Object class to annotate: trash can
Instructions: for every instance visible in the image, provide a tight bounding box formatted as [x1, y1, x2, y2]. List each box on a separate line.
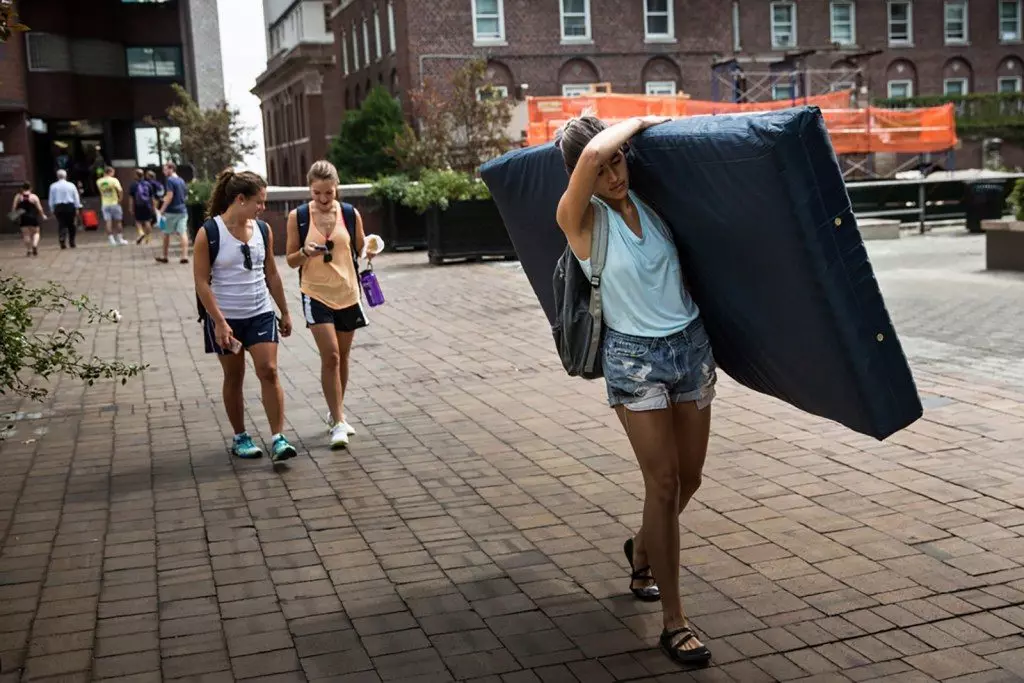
[965, 181, 1006, 234]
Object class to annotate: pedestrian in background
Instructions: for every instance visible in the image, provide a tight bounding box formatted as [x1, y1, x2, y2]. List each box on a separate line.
[11, 181, 46, 257]
[156, 162, 190, 264]
[48, 169, 82, 249]
[96, 167, 128, 246]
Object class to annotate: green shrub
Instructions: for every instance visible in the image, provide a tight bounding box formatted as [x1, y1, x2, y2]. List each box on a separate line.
[1009, 178, 1024, 221]
[401, 170, 491, 214]
[188, 178, 214, 207]
[369, 175, 412, 204]
[328, 87, 406, 183]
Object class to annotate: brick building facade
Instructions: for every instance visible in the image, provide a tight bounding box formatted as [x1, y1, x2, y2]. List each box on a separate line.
[253, 0, 344, 187]
[281, 1, 1024, 171]
[0, 0, 223, 225]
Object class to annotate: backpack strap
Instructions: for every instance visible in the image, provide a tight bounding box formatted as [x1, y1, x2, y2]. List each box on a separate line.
[204, 217, 220, 266]
[341, 202, 359, 267]
[297, 202, 310, 245]
[255, 219, 270, 271]
[583, 200, 609, 374]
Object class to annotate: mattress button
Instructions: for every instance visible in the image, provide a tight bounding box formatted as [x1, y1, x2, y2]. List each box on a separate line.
[876, 333, 884, 342]
[834, 217, 842, 227]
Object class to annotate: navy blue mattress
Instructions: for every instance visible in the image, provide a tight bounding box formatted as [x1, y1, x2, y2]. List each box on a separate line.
[481, 107, 921, 440]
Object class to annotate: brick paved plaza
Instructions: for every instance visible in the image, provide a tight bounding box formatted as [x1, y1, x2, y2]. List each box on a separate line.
[1, 227, 1023, 682]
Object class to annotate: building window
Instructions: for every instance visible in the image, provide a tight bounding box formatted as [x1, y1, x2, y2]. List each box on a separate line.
[476, 85, 509, 100]
[351, 24, 359, 70]
[830, 2, 856, 45]
[830, 81, 856, 92]
[387, 1, 396, 52]
[944, 1, 968, 44]
[1000, 1, 1021, 41]
[888, 1, 912, 45]
[772, 82, 796, 100]
[473, 0, 505, 43]
[943, 78, 968, 96]
[341, 32, 349, 75]
[560, 0, 591, 42]
[887, 79, 913, 98]
[645, 80, 677, 95]
[25, 33, 72, 72]
[770, 2, 796, 49]
[562, 83, 593, 97]
[374, 10, 382, 59]
[999, 76, 1022, 92]
[134, 126, 179, 167]
[126, 46, 183, 77]
[644, 0, 674, 41]
[362, 19, 370, 66]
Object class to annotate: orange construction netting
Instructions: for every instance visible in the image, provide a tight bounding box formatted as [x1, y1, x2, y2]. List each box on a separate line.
[526, 93, 958, 155]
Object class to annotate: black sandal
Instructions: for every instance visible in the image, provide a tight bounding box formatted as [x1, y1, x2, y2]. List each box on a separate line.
[660, 626, 712, 667]
[623, 537, 660, 602]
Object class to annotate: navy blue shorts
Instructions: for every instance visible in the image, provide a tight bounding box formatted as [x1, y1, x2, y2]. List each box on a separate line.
[602, 318, 717, 412]
[204, 310, 278, 355]
[301, 294, 367, 332]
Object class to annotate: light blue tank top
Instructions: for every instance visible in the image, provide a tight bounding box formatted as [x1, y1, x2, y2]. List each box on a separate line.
[577, 191, 699, 338]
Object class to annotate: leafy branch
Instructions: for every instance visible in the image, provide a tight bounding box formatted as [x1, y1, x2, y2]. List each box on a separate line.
[0, 275, 146, 401]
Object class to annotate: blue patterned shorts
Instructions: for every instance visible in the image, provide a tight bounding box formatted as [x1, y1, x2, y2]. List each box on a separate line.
[602, 319, 717, 412]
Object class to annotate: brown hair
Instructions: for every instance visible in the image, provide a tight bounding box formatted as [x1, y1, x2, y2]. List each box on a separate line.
[307, 160, 339, 185]
[135, 168, 144, 179]
[207, 169, 267, 218]
[554, 116, 608, 174]
[21, 182, 31, 191]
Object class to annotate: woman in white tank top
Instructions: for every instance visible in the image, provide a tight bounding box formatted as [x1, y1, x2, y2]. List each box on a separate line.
[555, 116, 717, 668]
[193, 170, 298, 464]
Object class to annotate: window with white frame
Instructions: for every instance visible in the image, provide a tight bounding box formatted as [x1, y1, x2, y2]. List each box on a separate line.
[362, 19, 370, 65]
[562, 83, 593, 97]
[374, 10, 382, 59]
[999, 76, 1022, 92]
[830, 2, 855, 45]
[770, 2, 796, 49]
[645, 80, 677, 95]
[943, 78, 968, 95]
[772, 82, 796, 100]
[341, 32, 349, 75]
[644, 0, 674, 41]
[887, 79, 913, 98]
[944, 1, 967, 44]
[1000, 1, 1021, 41]
[351, 24, 359, 70]
[561, 0, 591, 41]
[473, 0, 505, 43]
[387, 1, 396, 52]
[888, 1, 912, 45]
[476, 85, 509, 100]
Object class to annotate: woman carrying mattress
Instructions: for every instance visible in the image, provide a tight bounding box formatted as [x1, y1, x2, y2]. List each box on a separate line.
[555, 115, 716, 668]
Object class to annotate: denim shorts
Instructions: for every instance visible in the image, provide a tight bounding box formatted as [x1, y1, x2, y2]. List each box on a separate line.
[602, 318, 717, 412]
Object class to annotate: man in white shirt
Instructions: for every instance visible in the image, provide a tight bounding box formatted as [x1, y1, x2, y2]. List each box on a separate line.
[48, 170, 82, 249]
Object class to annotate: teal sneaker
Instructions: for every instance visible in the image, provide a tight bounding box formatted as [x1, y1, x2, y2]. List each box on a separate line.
[271, 434, 297, 462]
[232, 433, 263, 459]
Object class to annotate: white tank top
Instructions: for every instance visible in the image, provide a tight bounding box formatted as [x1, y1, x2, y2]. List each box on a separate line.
[210, 216, 274, 320]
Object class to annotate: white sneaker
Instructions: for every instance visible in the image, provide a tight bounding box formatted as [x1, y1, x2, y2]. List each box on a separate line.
[323, 412, 356, 436]
[108, 235, 117, 245]
[341, 420, 356, 436]
[117, 236, 129, 245]
[329, 423, 349, 450]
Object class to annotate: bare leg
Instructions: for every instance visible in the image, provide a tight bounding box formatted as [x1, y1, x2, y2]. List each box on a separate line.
[178, 231, 189, 261]
[30, 228, 40, 248]
[335, 330, 355, 421]
[160, 233, 170, 261]
[310, 324, 343, 424]
[114, 219, 123, 240]
[218, 352, 247, 434]
[21, 227, 32, 254]
[248, 342, 284, 434]
[617, 405, 706, 652]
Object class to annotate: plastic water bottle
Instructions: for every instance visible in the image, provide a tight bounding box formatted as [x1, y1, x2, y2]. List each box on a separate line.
[360, 265, 385, 307]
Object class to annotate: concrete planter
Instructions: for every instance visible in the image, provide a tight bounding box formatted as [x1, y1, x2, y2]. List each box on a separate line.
[981, 218, 1024, 272]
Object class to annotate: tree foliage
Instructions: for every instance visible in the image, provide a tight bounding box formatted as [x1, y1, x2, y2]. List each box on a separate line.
[328, 86, 406, 182]
[0, 275, 145, 401]
[156, 84, 257, 181]
[392, 60, 515, 176]
[0, 1, 28, 43]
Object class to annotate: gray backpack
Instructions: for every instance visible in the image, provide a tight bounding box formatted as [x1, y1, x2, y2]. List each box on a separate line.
[551, 201, 609, 380]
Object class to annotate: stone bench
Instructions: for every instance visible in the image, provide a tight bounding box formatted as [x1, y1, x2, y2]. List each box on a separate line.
[857, 218, 901, 240]
[982, 218, 1024, 272]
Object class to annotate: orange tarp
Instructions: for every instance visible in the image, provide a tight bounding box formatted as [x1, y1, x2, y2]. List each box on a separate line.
[526, 94, 958, 155]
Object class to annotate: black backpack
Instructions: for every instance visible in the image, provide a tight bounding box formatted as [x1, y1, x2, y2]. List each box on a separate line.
[296, 201, 359, 282]
[196, 217, 271, 323]
[551, 201, 609, 380]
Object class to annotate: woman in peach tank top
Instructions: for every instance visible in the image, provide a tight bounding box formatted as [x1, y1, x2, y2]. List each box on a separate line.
[285, 161, 370, 450]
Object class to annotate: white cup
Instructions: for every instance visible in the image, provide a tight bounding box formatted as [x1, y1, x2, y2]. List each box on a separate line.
[365, 234, 385, 256]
